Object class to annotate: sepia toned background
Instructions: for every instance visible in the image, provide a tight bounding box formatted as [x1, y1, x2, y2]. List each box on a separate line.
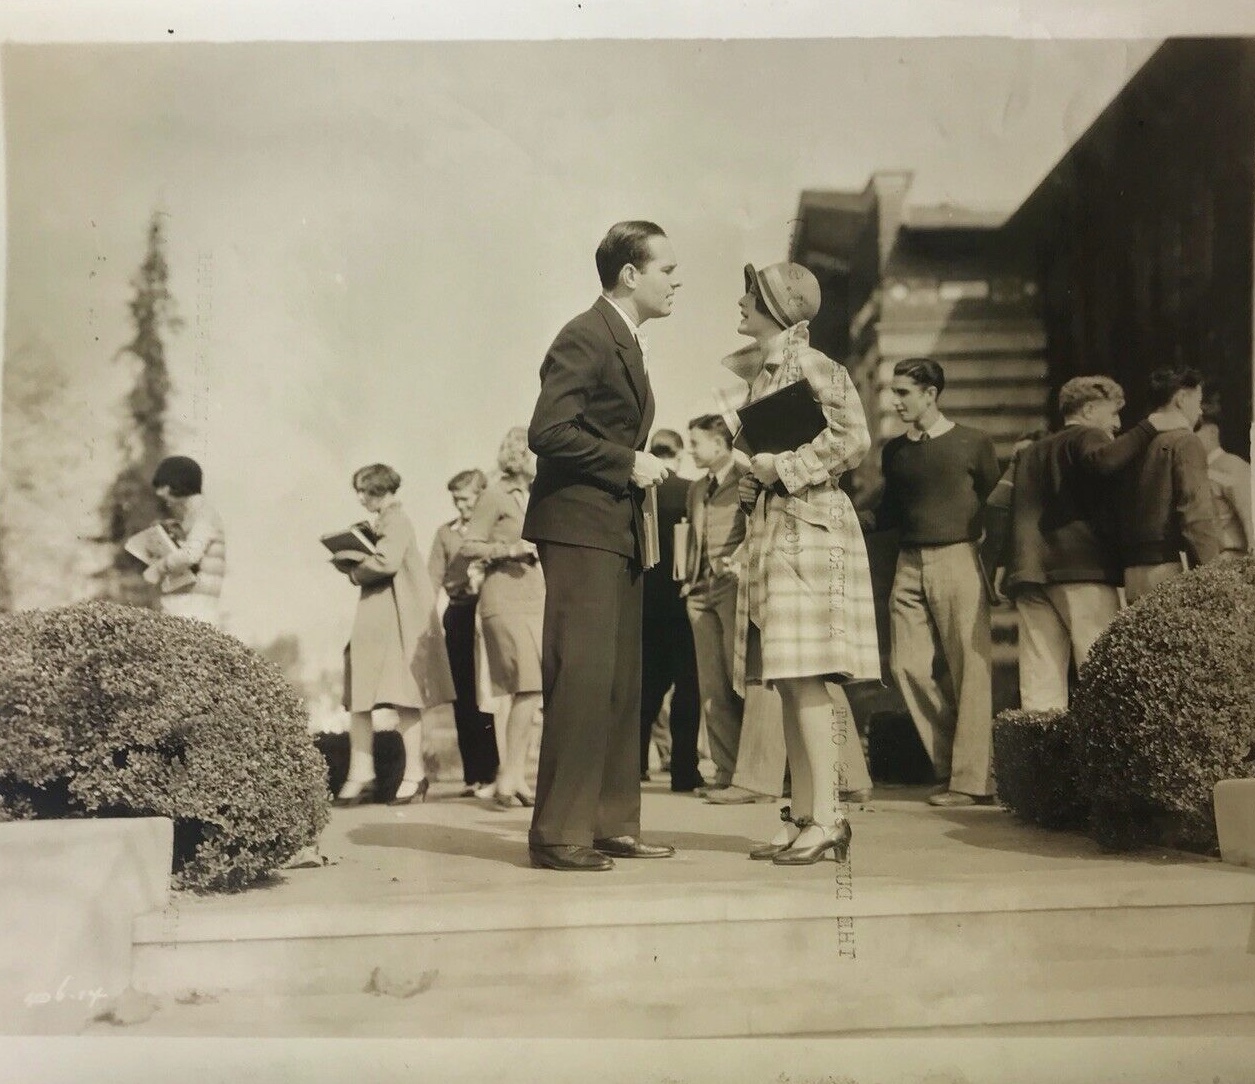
[0, 37, 1172, 685]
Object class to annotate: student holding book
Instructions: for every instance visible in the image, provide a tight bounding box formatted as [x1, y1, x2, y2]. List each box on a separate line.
[720, 262, 881, 866]
[144, 456, 227, 627]
[329, 463, 455, 807]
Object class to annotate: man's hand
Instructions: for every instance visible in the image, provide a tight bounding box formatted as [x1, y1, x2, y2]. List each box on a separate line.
[508, 540, 540, 563]
[737, 474, 763, 514]
[749, 453, 780, 486]
[631, 451, 672, 488]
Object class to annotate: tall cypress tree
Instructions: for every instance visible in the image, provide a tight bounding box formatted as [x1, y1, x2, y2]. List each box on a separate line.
[97, 212, 181, 607]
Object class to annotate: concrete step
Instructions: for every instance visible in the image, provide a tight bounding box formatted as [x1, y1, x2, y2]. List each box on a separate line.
[124, 795, 1255, 1038]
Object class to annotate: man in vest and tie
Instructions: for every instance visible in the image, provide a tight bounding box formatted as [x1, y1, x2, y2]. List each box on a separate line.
[680, 414, 750, 794]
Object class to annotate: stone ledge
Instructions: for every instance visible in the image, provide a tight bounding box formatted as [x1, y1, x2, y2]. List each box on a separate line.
[1215, 779, 1255, 868]
[0, 817, 172, 1034]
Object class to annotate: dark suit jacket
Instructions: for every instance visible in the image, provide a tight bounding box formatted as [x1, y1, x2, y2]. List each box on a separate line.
[683, 464, 747, 606]
[523, 296, 655, 561]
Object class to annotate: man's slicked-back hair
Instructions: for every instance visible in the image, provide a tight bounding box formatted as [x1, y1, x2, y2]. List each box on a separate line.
[893, 357, 946, 397]
[1147, 366, 1204, 411]
[596, 221, 667, 290]
[688, 413, 734, 449]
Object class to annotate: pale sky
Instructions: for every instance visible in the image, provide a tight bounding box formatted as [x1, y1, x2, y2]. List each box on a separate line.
[1, 38, 1160, 672]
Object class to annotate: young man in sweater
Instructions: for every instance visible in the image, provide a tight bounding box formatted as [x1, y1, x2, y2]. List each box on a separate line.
[871, 358, 1001, 807]
[982, 376, 1165, 712]
[1118, 367, 1219, 602]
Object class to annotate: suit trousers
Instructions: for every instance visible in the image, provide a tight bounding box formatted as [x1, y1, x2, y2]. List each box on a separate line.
[1014, 582, 1120, 712]
[686, 579, 743, 785]
[530, 542, 643, 847]
[640, 587, 701, 783]
[442, 600, 500, 785]
[890, 542, 993, 797]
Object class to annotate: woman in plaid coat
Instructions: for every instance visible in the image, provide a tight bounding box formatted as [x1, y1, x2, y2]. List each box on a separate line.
[722, 262, 880, 866]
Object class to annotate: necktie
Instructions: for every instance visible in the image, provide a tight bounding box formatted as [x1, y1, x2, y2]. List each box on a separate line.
[704, 474, 718, 502]
[919, 431, 931, 443]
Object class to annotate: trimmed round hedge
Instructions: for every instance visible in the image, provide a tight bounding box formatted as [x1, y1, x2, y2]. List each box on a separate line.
[0, 600, 330, 891]
[1074, 557, 1255, 852]
[991, 709, 1088, 831]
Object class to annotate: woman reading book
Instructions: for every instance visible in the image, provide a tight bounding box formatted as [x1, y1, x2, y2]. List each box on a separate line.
[330, 463, 455, 806]
[457, 427, 545, 808]
[721, 262, 881, 865]
[145, 456, 227, 627]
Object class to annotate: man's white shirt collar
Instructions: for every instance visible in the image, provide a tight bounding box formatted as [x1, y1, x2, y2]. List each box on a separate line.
[710, 459, 735, 487]
[907, 415, 955, 442]
[603, 295, 640, 341]
[1207, 446, 1224, 466]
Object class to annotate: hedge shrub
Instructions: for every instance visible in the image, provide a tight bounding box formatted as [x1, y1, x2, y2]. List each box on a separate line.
[991, 709, 1088, 831]
[1074, 557, 1255, 852]
[0, 601, 330, 891]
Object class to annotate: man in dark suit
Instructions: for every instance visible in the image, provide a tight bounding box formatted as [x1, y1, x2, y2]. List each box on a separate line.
[522, 221, 682, 871]
[639, 429, 704, 793]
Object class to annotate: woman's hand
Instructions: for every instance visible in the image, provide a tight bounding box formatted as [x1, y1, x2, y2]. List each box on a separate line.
[750, 453, 780, 486]
[331, 551, 366, 574]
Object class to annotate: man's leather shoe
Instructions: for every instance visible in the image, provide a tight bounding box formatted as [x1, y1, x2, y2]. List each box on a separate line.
[592, 836, 676, 859]
[529, 844, 615, 871]
[706, 784, 771, 805]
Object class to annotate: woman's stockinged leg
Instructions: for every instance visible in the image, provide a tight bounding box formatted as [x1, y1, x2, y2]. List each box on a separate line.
[781, 676, 842, 845]
[498, 692, 541, 798]
[394, 707, 425, 783]
[770, 680, 812, 849]
[347, 710, 376, 783]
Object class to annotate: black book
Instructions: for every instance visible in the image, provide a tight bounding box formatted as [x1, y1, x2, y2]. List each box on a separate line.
[319, 521, 381, 558]
[734, 379, 826, 456]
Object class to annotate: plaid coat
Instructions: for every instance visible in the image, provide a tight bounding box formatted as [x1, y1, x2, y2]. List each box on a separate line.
[722, 325, 881, 693]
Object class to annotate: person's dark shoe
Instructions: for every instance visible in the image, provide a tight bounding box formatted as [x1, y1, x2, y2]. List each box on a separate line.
[592, 836, 676, 859]
[670, 774, 708, 793]
[528, 844, 615, 871]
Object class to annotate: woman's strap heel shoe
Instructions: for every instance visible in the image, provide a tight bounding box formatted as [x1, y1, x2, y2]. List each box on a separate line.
[389, 777, 429, 806]
[333, 778, 377, 808]
[772, 819, 852, 866]
[750, 806, 809, 860]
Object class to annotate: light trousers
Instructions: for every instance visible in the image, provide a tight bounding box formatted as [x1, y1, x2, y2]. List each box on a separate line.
[890, 542, 993, 797]
[1014, 581, 1120, 712]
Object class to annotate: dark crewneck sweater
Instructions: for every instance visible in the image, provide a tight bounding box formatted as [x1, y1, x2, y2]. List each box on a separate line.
[878, 423, 1001, 546]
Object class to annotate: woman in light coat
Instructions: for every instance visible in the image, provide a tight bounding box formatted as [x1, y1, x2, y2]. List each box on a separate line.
[146, 456, 227, 627]
[332, 463, 456, 806]
[723, 262, 881, 865]
[459, 428, 545, 808]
